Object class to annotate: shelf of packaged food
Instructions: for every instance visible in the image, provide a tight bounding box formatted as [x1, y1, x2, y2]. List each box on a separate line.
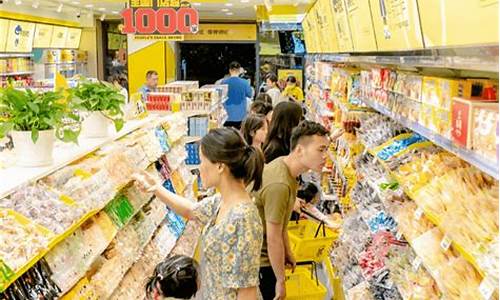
[0, 53, 34, 58]
[0, 71, 34, 76]
[366, 145, 489, 280]
[360, 97, 499, 180]
[306, 50, 498, 73]
[0, 116, 157, 200]
[42, 62, 86, 65]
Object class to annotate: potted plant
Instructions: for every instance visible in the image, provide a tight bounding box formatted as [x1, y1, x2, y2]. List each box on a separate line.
[73, 79, 126, 138]
[0, 87, 81, 167]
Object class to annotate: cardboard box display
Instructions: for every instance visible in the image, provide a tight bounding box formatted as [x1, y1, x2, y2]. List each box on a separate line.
[431, 107, 452, 139]
[451, 97, 498, 149]
[472, 105, 498, 161]
[459, 79, 498, 100]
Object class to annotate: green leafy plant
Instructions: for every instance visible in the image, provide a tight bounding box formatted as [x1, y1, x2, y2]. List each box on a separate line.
[72, 79, 126, 132]
[0, 87, 81, 143]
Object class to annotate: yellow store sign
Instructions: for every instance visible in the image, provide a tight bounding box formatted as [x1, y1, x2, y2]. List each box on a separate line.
[34, 24, 53, 48]
[65, 28, 82, 49]
[5, 20, 35, 52]
[184, 24, 256, 41]
[50, 26, 68, 48]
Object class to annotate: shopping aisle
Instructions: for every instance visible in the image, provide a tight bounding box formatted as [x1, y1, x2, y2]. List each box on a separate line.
[304, 61, 498, 299]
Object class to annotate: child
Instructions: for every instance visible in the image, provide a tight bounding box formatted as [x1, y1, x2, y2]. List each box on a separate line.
[291, 182, 319, 221]
[146, 255, 199, 300]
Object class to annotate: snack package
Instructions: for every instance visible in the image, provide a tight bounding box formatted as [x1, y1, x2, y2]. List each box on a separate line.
[411, 228, 455, 273]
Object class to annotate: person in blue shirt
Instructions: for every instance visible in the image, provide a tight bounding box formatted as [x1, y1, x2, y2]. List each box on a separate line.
[222, 61, 253, 130]
[138, 70, 159, 100]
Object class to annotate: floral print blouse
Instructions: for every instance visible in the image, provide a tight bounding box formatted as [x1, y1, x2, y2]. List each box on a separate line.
[193, 194, 263, 300]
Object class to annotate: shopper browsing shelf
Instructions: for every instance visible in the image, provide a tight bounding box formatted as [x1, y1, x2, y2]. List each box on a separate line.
[252, 121, 330, 300]
[282, 76, 304, 103]
[145, 255, 199, 300]
[222, 62, 253, 130]
[133, 128, 264, 300]
[241, 114, 269, 150]
[138, 70, 159, 100]
[250, 97, 273, 125]
[265, 74, 283, 106]
[262, 101, 303, 163]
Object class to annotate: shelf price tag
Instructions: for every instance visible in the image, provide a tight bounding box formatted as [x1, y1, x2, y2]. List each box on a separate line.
[395, 231, 403, 240]
[414, 208, 424, 220]
[440, 235, 452, 251]
[479, 277, 496, 300]
[412, 257, 422, 272]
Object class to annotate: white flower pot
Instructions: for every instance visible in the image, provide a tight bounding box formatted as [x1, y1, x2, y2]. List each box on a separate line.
[11, 129, 55, 167]
[82, 111, 111, 138]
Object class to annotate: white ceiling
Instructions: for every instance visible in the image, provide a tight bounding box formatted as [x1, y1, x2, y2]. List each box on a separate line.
[2, 0, 314, 22]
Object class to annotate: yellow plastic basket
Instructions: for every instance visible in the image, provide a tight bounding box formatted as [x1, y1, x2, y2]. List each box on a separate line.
[288, 219, 338, 262]
[286, 268, 327, 300]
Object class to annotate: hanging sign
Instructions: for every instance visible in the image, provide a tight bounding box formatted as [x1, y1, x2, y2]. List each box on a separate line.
[121, 0, 199, 36]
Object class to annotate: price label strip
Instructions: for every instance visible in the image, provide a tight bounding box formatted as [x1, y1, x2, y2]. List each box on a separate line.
[412, 256, 422, 272]
[414, 207, 424, 220]
[440, 235, 452, 251]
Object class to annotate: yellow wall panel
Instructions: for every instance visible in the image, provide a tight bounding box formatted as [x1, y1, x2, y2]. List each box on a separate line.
[320, 0, 340, 53]
[128, 42, 166, 95]
[369, 0, 424, 51]
[346, 0, 378, 52]
[418, 0, 498, 47]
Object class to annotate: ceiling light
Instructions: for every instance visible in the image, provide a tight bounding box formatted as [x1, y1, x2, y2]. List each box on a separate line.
[225, 3, 233, 6]
[98, 7, 106, 12]
[32, 0, 39, 8]
[14, 0, 21, 5]
[84, 3, 93, 8]
[192, 2, 201, 6]
[100, 14, 106, 21]
[56, 3, 63, 12]
[226, 12, 233, 15]
[221, 8, 229, 12]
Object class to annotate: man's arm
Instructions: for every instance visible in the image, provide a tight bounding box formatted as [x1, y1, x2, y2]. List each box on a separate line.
[283, 228, 296, 271]
[267, 221, 286, 299]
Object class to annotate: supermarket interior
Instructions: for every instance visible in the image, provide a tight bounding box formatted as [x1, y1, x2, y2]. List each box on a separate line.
[0, 0, 499, 299]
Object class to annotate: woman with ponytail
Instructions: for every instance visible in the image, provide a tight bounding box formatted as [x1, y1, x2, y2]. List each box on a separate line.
[133, 127, 264, 300]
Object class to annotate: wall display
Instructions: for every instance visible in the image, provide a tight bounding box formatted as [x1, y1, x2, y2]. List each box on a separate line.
[417, 0, 498, 47]
[34, 24, 54, 48]
[5, 20, 36, 53]
[369, 0, 424, 51]
[50, 26, 69, 49]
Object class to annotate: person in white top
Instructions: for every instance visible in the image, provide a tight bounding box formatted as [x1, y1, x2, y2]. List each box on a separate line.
[265, 73, 283, 107]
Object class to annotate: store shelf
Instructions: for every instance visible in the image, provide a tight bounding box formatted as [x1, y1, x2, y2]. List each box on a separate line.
[306, 47, 499, 73]
[0, 53, 33, 58]
[184, 136, 202, 143]
[360, 97, 499, 180]
[0, 71, 34, 76]
[0, 116, 157, 200]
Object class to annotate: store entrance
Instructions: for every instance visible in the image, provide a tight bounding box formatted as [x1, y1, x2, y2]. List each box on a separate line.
[179, 43, 256, 87]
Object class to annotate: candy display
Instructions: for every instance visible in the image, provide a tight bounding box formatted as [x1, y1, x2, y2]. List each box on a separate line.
[0, 211, 51, 272]
[2, 184, 85, 234]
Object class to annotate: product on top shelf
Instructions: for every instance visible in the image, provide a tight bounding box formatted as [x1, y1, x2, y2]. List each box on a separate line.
[1, 183, 85, 234]
[458, 79, 498, 100]
[472, 105, 499, 161]
[451, 97, 498, 150]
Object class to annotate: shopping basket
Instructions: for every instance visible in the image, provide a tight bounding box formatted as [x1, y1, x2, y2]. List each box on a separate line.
[288, 212, 338, 262]
[285, 266, 327, 300]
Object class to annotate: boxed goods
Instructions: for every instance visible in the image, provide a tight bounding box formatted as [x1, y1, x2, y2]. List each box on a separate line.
[459, 79, 498, 100]
[472, 105, 498, 161]
[451, 97, 498, 149]
[431, 107, 452, 139]
[422, 77, 462, 110]
[419, 103, 433, 129]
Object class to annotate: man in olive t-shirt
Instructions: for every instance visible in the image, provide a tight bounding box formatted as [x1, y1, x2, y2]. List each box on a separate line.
[253, 121, 330, 300]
